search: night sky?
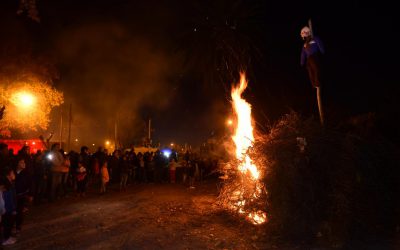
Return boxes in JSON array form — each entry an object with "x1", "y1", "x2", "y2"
[{"x1": 1, "y1": 0, "x2": 398, "y2": 147}]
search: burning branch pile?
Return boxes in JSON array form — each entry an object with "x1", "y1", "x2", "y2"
[{"x1": 219, "y1": 73, "x2": 267, "y2": 225}]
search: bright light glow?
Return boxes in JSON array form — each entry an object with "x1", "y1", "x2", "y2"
[
  {"x1": 47, "y1": 154, "x2": 53, "y2": 160},
  {"x1": 227, "y1": 119, "x2": 233, "y2": 126},
  {"x1": 170, "y1": 143, "x2": 174, "y2": 147},
  {"x1": 1, "y1": 82, "x2": 63, "y2": 133},
  {"x1": 75, "y1": 138, "x2": 79, "y2": 142},
  {"x1": 162, "y1": 149, "x2": 172, "y2": 158},
  {"x1": 105, "y1": 140, "x2": 110, "y2": 145},
  {"x1": 32, "y1": 142, "x2": 36, "y2": 145},
  {"x1": 12, "y1": 91, "x2": 36, "y2": 108}
]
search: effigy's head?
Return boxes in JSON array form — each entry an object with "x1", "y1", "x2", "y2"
[{"x1": 300, "y1": 26, "x2": 311, "y2": 40}]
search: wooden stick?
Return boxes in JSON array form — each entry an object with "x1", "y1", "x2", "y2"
[
  {"x1": 316, "y1": 87, "x2": 325, "y2": 126},
  {"x1": 309, "y1": 18, "x2": 325, "y2": 126},
  {"x1": 308, "y1": 18, "x2": 314, "y2": 38}
]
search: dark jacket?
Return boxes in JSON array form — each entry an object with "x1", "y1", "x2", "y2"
[
  {"x1": 15, "y1": 169, "x2": 32, "y2": 197},
  {"x1": 3, "y1": 180, "x2": 17, "y2": 213}
]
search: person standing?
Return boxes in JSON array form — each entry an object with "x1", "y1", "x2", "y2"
[
  {"x1": 100, "y1": 162, "x2": 109, "y2": 194},
  {"x1": 0, "y1": 181, "x2": 5, "y2": 219},
  {"x1": 169, "y1": 158, "x2": 177, "y2": 184},
  {"x1": 188, "y1": 160, "x2": 196, "y2": 189},
  {"x1": 60, "y1": 151, "x2": 70, "y2": 197},
  {"x1": 14, "y1": 158, "x2": 33, "y2": 236},
  {"x1": 153, "y1": 151, "x2": 163, "y2": 183},
  {"x1": 17, "y1": 146, "x2": 34, "y2": 177},
  {"x1": 138, "y1": 153, "x2": 146, "y2": 183},
  {"x1": 119, "y1": 155, "x2": 129, "y2": 191},
  {"x1": 48, "y1": 143, "x2": 65, "y2": 202},
  {"x1": 2, "y1": 168, "x2": 17, "y2": 246},
  {"x1": 0, "y1": 180, "x2": 6, "y2": 239},
  {"x1": 33, "y1": 150, "x2": 46, "y2": 205},
  {"x1": 76, "y1": 162, "x2": 87, "y2": 197},
  {"x1": 108, "y1": 150, "x2": 120, "y2": 184},
  {"x1": 93, "y1": 147, "x2": 107, "y2": 188},
  {"x1": 0, "y1": 143, "x2": 10, "y2": 174},
  {"x1": 79, "y1": 146, "x2": 90, "y2": 177}
]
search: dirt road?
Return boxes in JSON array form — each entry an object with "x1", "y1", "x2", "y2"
[{"x1": 8, "y1": 181, "x2": 272, "y2": 250}]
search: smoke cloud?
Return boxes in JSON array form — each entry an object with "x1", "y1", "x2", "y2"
[{"x1": 49, "y1": 21, "x2": 179, "y2": 147}]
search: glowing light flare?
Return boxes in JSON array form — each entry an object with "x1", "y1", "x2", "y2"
[
  {"x1": 47, "y1": 154, "x2": 53, "y2": 160},
  {"x1": 11, "y1": 91, "x2": 36, "y2": 109},
  {"x1": 0, "y1": 81, "x2": 64, "y2": 133}
]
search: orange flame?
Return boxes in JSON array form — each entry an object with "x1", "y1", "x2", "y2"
[
  {"x1": 231, "y1": 73, "x2": 259, "y2": 180},
  {"x1": 230, "y1": 72, "x2": 266, "y2": 225}
]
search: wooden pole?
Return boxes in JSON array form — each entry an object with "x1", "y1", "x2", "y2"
[
  {"x1": 308, "y1": 18, "x2": 325, "y2": 126},
  {"x1": 316, "y1": 87, "x2": 325, "y2": 126},
  {"x1": 114, "y1": 115, "x2": 118, "y2": 150}
]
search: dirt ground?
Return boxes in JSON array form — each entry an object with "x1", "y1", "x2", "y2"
[{"x1": 7, "y1": 180, "x2": 277, "y2": 250}]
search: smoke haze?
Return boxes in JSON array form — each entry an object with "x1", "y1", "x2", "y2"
[{"x1": 50, "y1": 21, "x2": 179, "y2": 146}]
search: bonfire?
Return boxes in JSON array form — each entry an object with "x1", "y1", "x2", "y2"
[{"x1": 219, "y1": 72, "x2": 267, "y2": 225}]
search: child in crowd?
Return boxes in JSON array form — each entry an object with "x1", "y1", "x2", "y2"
[
  {"x1": 1, "y1": 168, "x2": 17, "y2": 246},
  {"x1": 120, "y1": 155, "x2": 129, "y2": 191},
  {"x1": 169, "y1": 158, "x2": 177, "y2": 184},
  {"x1": 76, "y1": 162, "x2": 87, "y2": 197},
  {"x1": 100, "y1": 162, "x2": 109, "y2": 194},
  {"x1": 188, "y1": 161, "x2": 196, "y2": 189}
]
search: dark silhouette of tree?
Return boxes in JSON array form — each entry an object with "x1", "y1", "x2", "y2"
[
  {"x1": 176, "y1": 0, "x2": 265, "y2": 87},
  {"x1": 17, "y1": 0, "x2": 40, "y2": 22}
]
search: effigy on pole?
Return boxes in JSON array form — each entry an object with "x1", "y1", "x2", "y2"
[{"x1": 300, "y1": 18, "x2": 325, "y2": 126}]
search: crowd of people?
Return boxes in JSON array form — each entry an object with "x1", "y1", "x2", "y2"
[{"x1": 0, "y1": 142, "x2": 219, "y2": 246}]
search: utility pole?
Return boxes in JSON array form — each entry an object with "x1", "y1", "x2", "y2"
[
  {"x1": 59, "y1": 106, "x2": 63, "y2": 147},
  {"x1": 67, "y1": 104, "x2": 72, "y2": 151},
  {"x1": 148, "y1": 119, "x2": 151, "y2": 146},
  {"x1": 114, "y1": 115, "x2": 118, "y2": 150}
]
